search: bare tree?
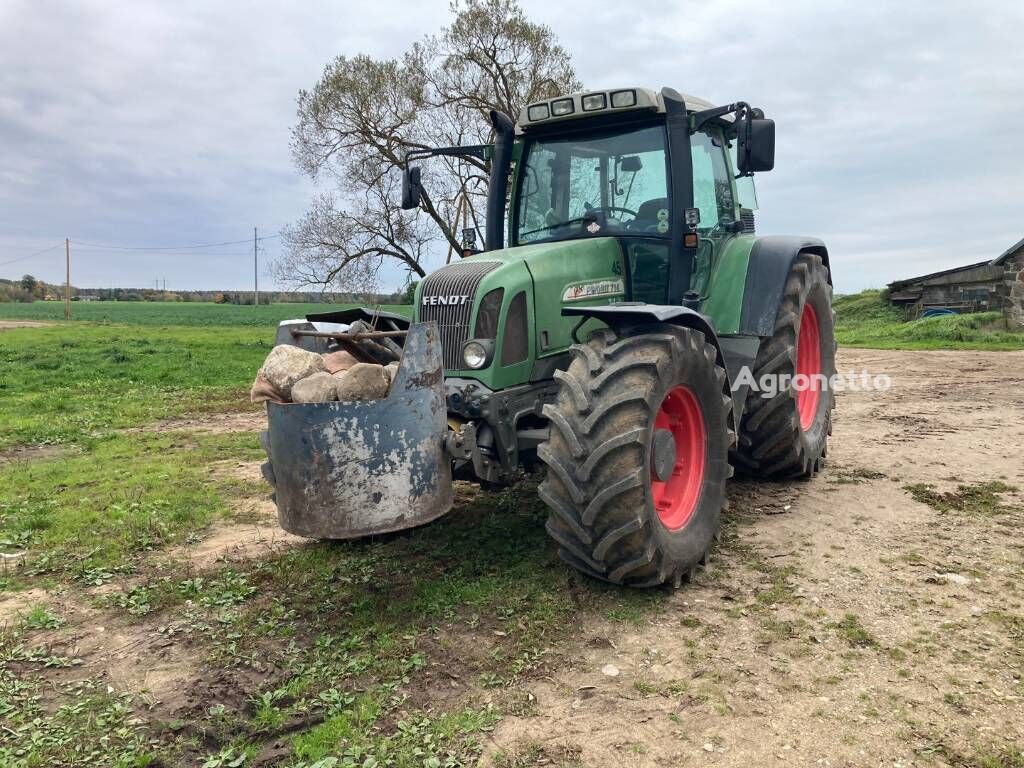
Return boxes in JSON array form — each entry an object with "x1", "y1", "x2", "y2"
[{"x1": 278, "y1": 0, "x2": 580, "y2": 293}]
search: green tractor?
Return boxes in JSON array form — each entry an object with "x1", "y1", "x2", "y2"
[{"x1": 262, "y1": 87, "x2": 836, "y2": 588}]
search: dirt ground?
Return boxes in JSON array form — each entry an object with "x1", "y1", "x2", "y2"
[
  {"x1": 4, "y1": 347, "x2": 1023, "y2": 766},
  {"x1": 0, "y1": 320, "x2": 53, "y2": 330},
  {"x1": 490, "y1": 348, "x2": 1024, "y2": 766}
]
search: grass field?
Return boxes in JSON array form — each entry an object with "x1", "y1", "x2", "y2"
[
  {"x1": 2, "y1": 293, "x2": 1021, "y2": 348},
  {"x1": 0, "y1": 324, "x2": 271, "y2": 449},
  {"x1": 1, "y1": 303, "x2": 1022, "y2": 765},
  {"x1": 0, "y1": 307, "x2": 652, "y2": 766},
  {"x1": 0, "y1": 300, "x2": 411, "y2": 326},
  {"x1": 835, "y1": 290, "x2": 1024, "y2": 350}
]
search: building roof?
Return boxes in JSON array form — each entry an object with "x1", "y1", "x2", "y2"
[
  {"x1": 992, "y1": 236, "x2": 1024, "y2": 265},
  {"x1": 888, "y1": 235, "x2": 1022, "y2": 289},
  {"x1": 888, "y1": 260, "x2": 992, "y2": 290}
]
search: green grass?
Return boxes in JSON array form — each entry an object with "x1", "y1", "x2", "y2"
[
  {"x1": 0, "y1": 432, "x2": 264, "y2": 588},
  {"x1": 0, "y1": 325, "x2": 273, "y2": 450},
  {"x1": 0, "y1": 300, "x2": 410, "y2": 327},
  {"x1": 0, "y1": 311, "x2": 659, "y2": 766},
  {"x1": 834, "y1": 290, "x2": 1024, "y2": 350},
  {"x1": 0, "y1": 304, "x2": 410, "y2": 451},
  {"x1": 67, "y1": 480, "x2": 655, "y2": 765}
]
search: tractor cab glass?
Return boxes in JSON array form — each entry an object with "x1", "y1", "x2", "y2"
[{"x1": 514, "y1": 124, "x2": 670, "y2": 246}]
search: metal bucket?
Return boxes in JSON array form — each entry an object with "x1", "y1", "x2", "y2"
[{"x1": 262, "y1": 322, "x2": 453, "y2": 538}]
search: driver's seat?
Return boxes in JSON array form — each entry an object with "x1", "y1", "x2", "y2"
[{"x1": 629, "y1": 197, "x2": 669, "y2": 231}]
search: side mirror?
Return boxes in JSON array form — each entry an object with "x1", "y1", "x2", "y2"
[
  {"x1": 737, "y1": 117, "x2": 775, "y2": 174},
  {"x1": 401, "y1": 166, "x2": 422, "y2": 210}
]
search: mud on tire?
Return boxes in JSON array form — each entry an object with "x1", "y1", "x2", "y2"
[
  {"x1": 538, "y1": 325, "x2": 732, "y2": 587},
  {"x1": 732, "y1": 252, "x2": 836, "y2": 479}
]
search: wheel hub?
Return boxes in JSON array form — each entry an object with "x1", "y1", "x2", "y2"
[{"x1": 651, "y1": 429, "x2": 677, "y2": 482}]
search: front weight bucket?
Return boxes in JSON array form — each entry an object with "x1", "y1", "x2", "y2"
[{"x1": 264, "y1": 321, "x2": 453, "y2": 539}]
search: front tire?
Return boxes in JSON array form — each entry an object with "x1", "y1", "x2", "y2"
[{"x1": 538, "y1": 326, "x2": 732, "y2": 587}]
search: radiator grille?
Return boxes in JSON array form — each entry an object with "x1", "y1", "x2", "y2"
[{"x1": 419, "y1": 260, "x2": 500, "y2": 370}]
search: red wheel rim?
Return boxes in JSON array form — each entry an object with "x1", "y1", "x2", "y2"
[
  {"x1": 796, "y1": 302, "x2": 821, "y2": 431},
  {"x1": 651, "y1": 386, "x2": 706, "y2": 531}
]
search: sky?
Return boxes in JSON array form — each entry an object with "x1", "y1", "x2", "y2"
[{"x1": 0, "y1": 0, "x2": 1020, "y2": 294}]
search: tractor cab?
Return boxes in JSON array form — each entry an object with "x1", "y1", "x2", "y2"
[{"x1": 508, "y1": 88, "x2": 771, "y2": 307}]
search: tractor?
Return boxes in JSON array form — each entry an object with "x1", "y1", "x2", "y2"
[{"x1": 261, "y1": 87, "x2": 836, "y2": 587}]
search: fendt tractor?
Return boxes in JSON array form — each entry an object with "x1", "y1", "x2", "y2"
[{"x1": 261, "y1": 87, "x2": 836, "y2": 587}]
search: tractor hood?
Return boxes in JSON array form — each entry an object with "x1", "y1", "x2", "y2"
[{"x1": 415, "y1": 237, "x2": 626, "y2": 390}]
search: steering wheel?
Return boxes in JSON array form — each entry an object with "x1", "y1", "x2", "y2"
[{"x1": 588, "y1": 205, "x2": 638, "y2": 221}]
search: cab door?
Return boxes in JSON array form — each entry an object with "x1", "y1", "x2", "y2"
[{"x1": 689, "y1": 125, "x2": 739, "y2": 297}]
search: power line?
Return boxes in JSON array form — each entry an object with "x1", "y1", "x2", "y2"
[
  {"x1": 66, "y1": 250, "x2": 256, "y2": 257},
  {"x1": 0, "y1": 242, "x2": 65, "y2": 268},
  {"x1": 72, "y1": 233, "x2": 281, "y2": 251}
]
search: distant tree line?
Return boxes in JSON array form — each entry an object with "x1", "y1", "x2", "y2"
[{"x1": 0, "y1": 275, "x2": 409, "y2": 305}]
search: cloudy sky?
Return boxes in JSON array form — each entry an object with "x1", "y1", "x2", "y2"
[{"x1": 0, "y1": 0, "x2": 1020, "y2": 293}]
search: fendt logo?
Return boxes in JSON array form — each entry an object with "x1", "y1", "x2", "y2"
[{"x1": 422, "y1": 294, "x2": 471, "y2": 306}]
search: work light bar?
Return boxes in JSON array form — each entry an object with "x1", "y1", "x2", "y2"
[{"x1": 520, "y1": 88, "x2": 659, "y2": 128}]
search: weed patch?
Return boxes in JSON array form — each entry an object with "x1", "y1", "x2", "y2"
[
  {"x1": 904, "y1": 481, "x2": 1021, "y2": 517},
  {"x1": 830, "y1": 613, "x2": 878, "y2": 648}
]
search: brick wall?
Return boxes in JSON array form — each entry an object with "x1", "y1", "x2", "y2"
[{"x1": 1006, "y1": 249, "x2": 1024, "y2": 328}]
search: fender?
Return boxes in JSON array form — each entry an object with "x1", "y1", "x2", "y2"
[
  {"x1": 562, "y1": 302, "x2": 717, "y2": 344},
  {"x1": 740, "y1": 236, "x2": 831, "y2": 337}
]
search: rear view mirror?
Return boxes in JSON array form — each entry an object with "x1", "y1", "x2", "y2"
[
  {"x1": 737, "y1": 117, "x2": 775, "y2": 174},
  {"x1": 401, "y1": 166, "x2": 422, "y2": 210},
  {"x1": 620, "y1": 155, "x2": 643, "y2": 173}
]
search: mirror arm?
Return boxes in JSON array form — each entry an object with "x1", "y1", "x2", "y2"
[
  {"x1": 405, "y1": 144, "x2": 491, "y2": 166},
  {"x1": 691, "y1": 101, "x2": 750, "y2": 134}
]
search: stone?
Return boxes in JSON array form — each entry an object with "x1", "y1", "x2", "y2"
[
  {"x1": 249, "y1": 373, "x2": 286, "y2": 404},
  {"x1": 291, "y1": 372, "x2": 338, "y2": 403},
  {"x1": 322, "y1": 350, "x2": 359, "y2": 374},
  {"x1": 334, "y1": 363, "x2": 390, "y2": 401},
  {"x1": 383, "y1": 362, "x2": 400, "y2": 386},
  {"x1": 260, "y1": 345, "x2": 326, "y2": 399},
  {"x1": 600, "y1": 663, "x2": 620, "y2": 677}
]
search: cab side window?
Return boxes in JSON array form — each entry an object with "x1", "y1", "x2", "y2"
[{"x1": 690, "y1": 128, "x2": 735, "y2": 230}]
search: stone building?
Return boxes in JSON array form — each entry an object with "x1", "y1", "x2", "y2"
[{"x1": 887, "y1": 237, "x2": 1024, "y2": 327}]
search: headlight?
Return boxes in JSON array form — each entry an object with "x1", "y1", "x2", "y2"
[
  {"x1": 527, "y1": 103, "x2": 550, "y2": 121},
  {"x1": 550, "y1": 98, "x2": 575, "y2": 116},
  {"x1": 462, "y1": 340, "x2": 491, "y2": 369},
  {"x1": 610, "y1": 89, "x2": 637, "y2": 108}
]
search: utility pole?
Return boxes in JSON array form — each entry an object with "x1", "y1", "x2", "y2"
[
  {"x1": 64, "y1": 238, "x2": 71, "y2": 320},
  {"x1": 253, "y1": 226, "x2": 259, "y2": 306}
]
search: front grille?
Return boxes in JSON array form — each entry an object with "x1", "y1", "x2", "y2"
[{"x1": 419, "y1": 260, "x2": 500, "y2": 370}]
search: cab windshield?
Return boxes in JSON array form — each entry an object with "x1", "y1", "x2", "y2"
[{"x1": 514, "y1": 124, "x2": 670, "y2": 246}]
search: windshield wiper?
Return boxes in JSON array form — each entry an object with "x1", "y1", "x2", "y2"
[{"x1": 519, "y1": 216, "x2": 595, "y2": 238}]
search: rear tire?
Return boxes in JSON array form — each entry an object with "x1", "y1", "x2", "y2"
[
  {"x1": 732, "y1": 252, "x2": 836, "y2": 479},
  {"x1": 538, "y1": 326, "x2": 732, "y2": 587}
]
